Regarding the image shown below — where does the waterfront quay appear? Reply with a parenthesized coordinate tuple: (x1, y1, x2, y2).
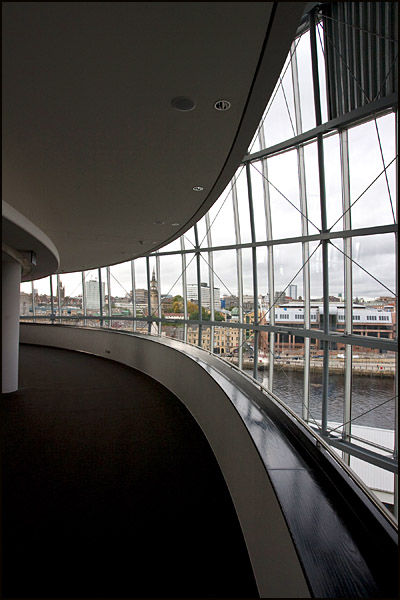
(228, 355, 395, 378)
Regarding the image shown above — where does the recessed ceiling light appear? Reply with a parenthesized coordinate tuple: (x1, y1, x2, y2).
(171, 96, 196, 111)
(214, 99, 231, 111)
(192, 186, 204, 192)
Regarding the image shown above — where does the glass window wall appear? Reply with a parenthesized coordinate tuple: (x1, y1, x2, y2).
(20, 5, 398, 518)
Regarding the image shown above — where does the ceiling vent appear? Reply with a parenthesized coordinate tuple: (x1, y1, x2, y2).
(214, 100, 231, 111)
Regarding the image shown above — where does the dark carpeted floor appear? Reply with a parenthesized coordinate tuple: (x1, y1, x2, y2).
(1, 344, 258, 598)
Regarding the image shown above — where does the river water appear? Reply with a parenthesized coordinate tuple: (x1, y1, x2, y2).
(245, 368, 396, 430)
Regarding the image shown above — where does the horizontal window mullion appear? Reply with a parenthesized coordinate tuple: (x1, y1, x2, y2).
(26, 316, 397, 353)
(242, 94, 397, 164)
(152, 224, 397, 257)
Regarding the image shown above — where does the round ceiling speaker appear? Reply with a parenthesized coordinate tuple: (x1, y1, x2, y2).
(171, 96, 196, 111)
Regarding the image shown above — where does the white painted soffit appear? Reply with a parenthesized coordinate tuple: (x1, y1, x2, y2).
(2, 200, 60, 281)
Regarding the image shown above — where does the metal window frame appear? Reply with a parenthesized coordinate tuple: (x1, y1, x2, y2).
(21, 4, 398, 516)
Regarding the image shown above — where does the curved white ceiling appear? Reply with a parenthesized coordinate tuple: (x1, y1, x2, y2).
(2, 2, 306, 277)
(2, 200, 60, 280)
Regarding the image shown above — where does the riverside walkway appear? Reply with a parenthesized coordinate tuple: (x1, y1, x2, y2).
(229, 356, 395, 377)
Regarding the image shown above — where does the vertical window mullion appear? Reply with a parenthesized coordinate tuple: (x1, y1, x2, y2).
(98, 268, 103, 327)
(232, 179, 244, 370)
(292, 38, 311, 422)
(82, 272, 87, 326)
(181, 237, 188, 344)
(107, 266, 112, 328)
(194, 224, 202, 348)
(156, 253, 161, 336)
(31, 280, 36, 320)
(146, 256, 151, 334)
(56, 274, 61, 323)
(340, 129, 353, 465)
(49, 275, 54, 324)
(394, 109, 398, 520)
(258, 123, 275, 392)
(311, 7, 330, 436)
(205, 213, 215, 352)
(246, 163, 258, 380)
(131, 260, 136, 332)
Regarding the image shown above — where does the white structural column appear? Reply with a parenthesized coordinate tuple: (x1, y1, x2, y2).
(2, 259, 21, 393)
(340, 129, 353, 466)
(291, 40, 311, 422)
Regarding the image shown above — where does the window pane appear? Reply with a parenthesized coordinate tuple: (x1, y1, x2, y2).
(109, 263, 132, 330)
(160, 236, 182, 253)
(304, 141, 322, 232)
(208, 186, 236, 247)
(186, 254, 199, 321)
(132, 258, 148, 333)
(268, 149, 302, 239)
(273, 242, 304, 304)
(324, 133, 344, 232)
(261, 53, 297, 147)
(32, 277, 51, 321)
(309, 242, 324, 308)
(212, 250, 238, 302)
(250, 162, 268, 242)
(351, 234, 395, 309)
(59, 272, 83, 321)
(295, 30, 316, 132)
(159, 254, 184, 318)
(235, 167, 252, 244)
(348, 116, 397, 229)
(196, 216, 208, 248)
(183, 226, 196, 250)
(20, 281, 32, 318)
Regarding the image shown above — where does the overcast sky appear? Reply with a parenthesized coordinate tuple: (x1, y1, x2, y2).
(22, 28, 397, 303)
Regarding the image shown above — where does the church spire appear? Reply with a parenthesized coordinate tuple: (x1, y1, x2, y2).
(151, 268, 157, 291)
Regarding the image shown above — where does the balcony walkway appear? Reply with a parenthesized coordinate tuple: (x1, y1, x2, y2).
(2, 344, 258, 598)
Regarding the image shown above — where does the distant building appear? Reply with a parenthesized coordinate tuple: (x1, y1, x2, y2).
(274, 291, 286, 305)
(242, 295, 254, 311)
(160, 295, 173, 313)
(288, 284, 297, 300)
(187, 283, 220, 311)
(258, 302, 395, 354)
(57, 281, 65, 301)
(222, 295, 239, 309)
(20, 292, 31, 316)
(85, 280, 105, 310)
(163, 313, 185, 320)
(187, 326, 240, 355)
(133, 288, 148, 304)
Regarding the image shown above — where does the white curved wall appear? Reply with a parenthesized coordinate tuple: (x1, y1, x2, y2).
(20, 323, 310, 598)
